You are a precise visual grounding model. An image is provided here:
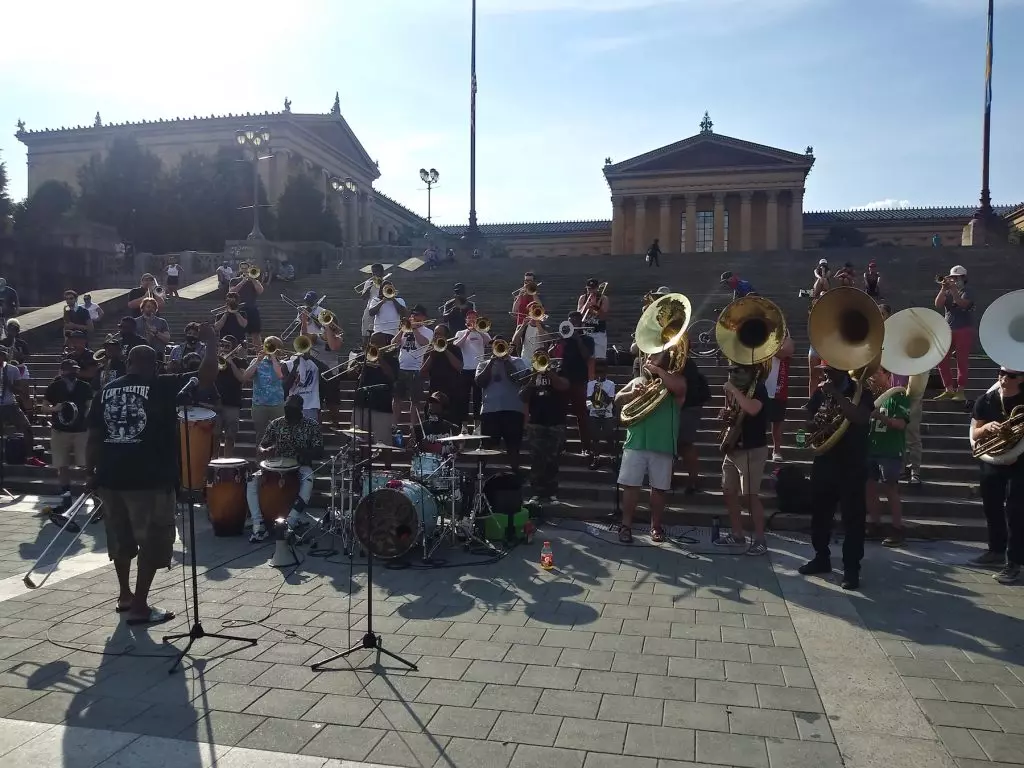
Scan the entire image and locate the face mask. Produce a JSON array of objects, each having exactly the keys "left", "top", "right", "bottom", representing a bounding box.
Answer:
[
  {"left": 62, "top": 373, "right": 76, "bottom": 385},
  {"left": 285, "top": 408, "right": 302, "bottom": 424},
  {"left": 186, "top": 335, "right": 198, "bottom": 343}
]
